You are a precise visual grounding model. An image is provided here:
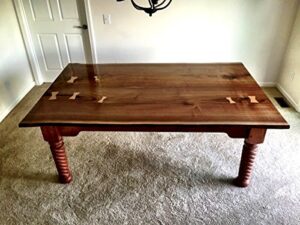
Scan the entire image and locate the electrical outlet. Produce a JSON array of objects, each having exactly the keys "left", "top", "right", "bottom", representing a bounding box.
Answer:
[{"left": 103, "top": 14, "right": 111, "bottom": 25}]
